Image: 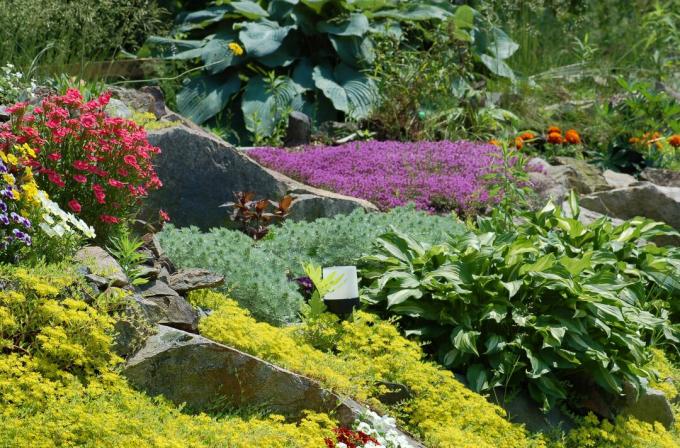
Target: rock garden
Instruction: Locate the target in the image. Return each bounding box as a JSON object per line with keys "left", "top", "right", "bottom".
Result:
{"left": 0, "top": 1, "right": 679, "bottom": 447}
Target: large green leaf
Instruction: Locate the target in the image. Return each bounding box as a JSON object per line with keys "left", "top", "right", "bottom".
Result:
{"left": 201, "top": 34, "right": 240, "bottom": 74}
{"left": 329, "top": 35, "right": 375, "bottom": 67}
{"left": 451, "top": 327, "right": 480, "bottom": 356}
{"left": 176, "top": 6, "right": 231, "bottom": 31}
{"left": 237, "top": 20, "right": 296, "bottom": 57}
{"left": 300, "top": 0, "right": 332, "bottom": 13}
{"left": 370, "top": 4, "right": 452, "bottom": 21}
{"left": 230, "top": 1, "right": 270, "bottom": 19}
{"left": 479, "top": 54, "right": 515, "bottom": 79}
{"left": 241, "top": 74, "right": 304, "bottom": 137}
{"left": 177, "top": 73, "right": 241, "bottom": 124}
{"left": 466, "top": 363, "right": 489, "bottom": 392}
{"left": 317, "top": 13, "right": 370, "bottom": 36}
{"left": 312, "top": 62, "right": 378, "bottom": 119}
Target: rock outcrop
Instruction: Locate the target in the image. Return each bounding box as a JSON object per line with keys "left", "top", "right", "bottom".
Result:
{"left": 144, "top": 125, "right": 377, "bottom": 230}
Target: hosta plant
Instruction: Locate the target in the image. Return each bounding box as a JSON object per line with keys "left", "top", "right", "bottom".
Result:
{"left": 360, "top": 194, "right": 680, "bottom": 410}
{"left": 146, "top": 1, "right": 517, "bottom": 143}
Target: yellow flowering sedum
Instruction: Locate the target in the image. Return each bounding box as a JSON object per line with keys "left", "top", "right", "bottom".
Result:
{"left": 197, "top": 291, "right": 529, "bottom": 448}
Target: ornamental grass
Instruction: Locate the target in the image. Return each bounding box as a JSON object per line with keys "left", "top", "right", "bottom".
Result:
{"left": 249, "top": 141, "right": 510, "bottom": 214}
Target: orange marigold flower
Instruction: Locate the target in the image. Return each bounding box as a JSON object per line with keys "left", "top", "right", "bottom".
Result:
{"left": 547, "top": 126, "right": 561, "bottom": 134}
{"left": 514, "top": 137, "right": 524, "bottom": 150}
{"left": 547, "top": 132, "right": 563, "bottom": 144}
{"left": 669, "top": 135, "right": 680, "bottom": 148}
{"left": 629, "top": 137, "right": 640, "bottom": 144}
{"left": 519, "top": 132, "right": 536, "bottom": 140}
{"left": 564, "top": 129, "right": 581, "bottom": 145}
{"left": 489, "top": 139, "right": 501, "bottom": 147}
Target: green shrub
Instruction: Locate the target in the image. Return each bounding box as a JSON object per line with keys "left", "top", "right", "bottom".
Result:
{"left": 263, "top": 205, "right": 462, "bottom": 277}
{"left": 0, "top": 0, "right": 169, "bottom": 72}
{"left": 360, "top": 196, "right": 680, "bottom": 410}
{"left": 159, "top": 225, "right": 303, "bottom": 325}
{"left": 159, "top": 206, "right": 461, "bottom": 324}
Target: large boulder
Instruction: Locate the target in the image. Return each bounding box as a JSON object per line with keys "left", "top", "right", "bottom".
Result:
{"left": 144, "top": 125, "right": 377, "bottom": 229}
{"left": 603, "top": 169, "right": 637, "bottom": 189}
{"left": 580, "top": 183, "right": 680, "bottom": 229}
{"left": 124, "top": 325, "right": 357, "bottom": 423}
{"left": 550, "top": 157, "right": 611, "bottom": 195}
{"left": 124, "top": 325, "right": 425, "bottom": 446}
{"left": 618, "top": 381, "right": 675, "bottom": 429}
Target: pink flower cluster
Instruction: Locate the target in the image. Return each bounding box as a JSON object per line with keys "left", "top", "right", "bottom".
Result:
{"left": 250, "top": 141, "right": 508, "bottom": 213}
{"left": 0, "top": 89, "right": 162, "bottom": 237}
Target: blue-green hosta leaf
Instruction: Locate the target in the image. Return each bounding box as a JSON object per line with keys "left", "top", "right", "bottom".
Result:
{"left": 345, "top": 0, "right": 395, "bottom": 11}
{"left": 484, "top": 334, "right": 505, "bottom": 354}
{"left": 329, "top": 35, "right": 375, "bottom": 67}
{"left": 292, "top": 57, "right": 314, "bottom": 90}
{"left": 146, "top": 36, "right": 204, "bottom": 59}
{"left": 237, "top": 20, "right": 296, "bottom": 57}
{"left": 230, "top": 1, "right": 270, "bottom": 19}
{"left": 177, "top": 73, "right": 241, "bottom": 124}
{"left": 176, "top": 6, "right": 231, "bottom": 32}
{"left": 200, "top": 35, "right": 240, "bottom": 74}
{"left": 370, "top": 4, "right": 452, "bottom": 21}
{"left": 268, "top": 0, "right": 299, "bottom": 21}
{"left": 318, "top": 13, "right": 370, "bottom": 36}
{"left": 242, "top": 75, "right": 304, "bottom": 137}
{"left": 334, "top": 63, "right": 378, "bottom": 119}
{"left": 258, "top": 36, "right": 298, "bottom": 67}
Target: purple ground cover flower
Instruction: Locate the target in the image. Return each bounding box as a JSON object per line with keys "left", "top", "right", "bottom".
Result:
{"left": 250, "top": 140, "right": 509, "bottom": 213}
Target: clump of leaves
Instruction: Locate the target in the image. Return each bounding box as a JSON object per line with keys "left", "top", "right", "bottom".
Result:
{"left": 222, "top": 191, "right": 294, "bottom": 240}
{"left": 107, "top": 230, "right": 149, "bottom": 286}
{"left": 360, "top": 192, "right": 680, "bottom": 411}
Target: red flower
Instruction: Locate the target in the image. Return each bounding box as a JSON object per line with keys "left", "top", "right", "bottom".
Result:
{"left": 108, "top": 178, "right": 125, "bottom": 188}
{"left": 73, "top": 174, "right": 87, "bottom": 184}
{"left": 92, "top": 184, "right": 106, "bottom": 204}
{"left": 80, "top": 113, "right": 97, "bottom": 129}
{"left": 47, "top": 152, "right": 62, "bottom": 161}
{"left": 73, "top": 160, "right": 91, "bottom": 171}
{"left": 99, "top": 214, "right": 120, "bottom": 224}
{"left": 159, "top": 209, "right": 170, "bottom": 222}
{"left": 123, "top": 155, "right": 139, "bottom": 169}
{"left": 68, "top": 199, "right": 82, "bottom": 213}
{"left": 48, "top": 172, "right": 65, "bottom": 188}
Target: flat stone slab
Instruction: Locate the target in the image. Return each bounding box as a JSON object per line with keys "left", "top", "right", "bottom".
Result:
{"left": 138, "top": 280, "right": 198, "bottom": 332}
{"left": 168, "top": 268, "right": 224, "bottom": 294}
{"left": 123, "top": 325, "right": 357, "bottom": 423}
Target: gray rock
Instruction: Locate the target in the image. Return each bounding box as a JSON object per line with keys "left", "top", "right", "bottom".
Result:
{"left": 141, "top": 233, "right": 164, "bottom": 259}
{"left": 123, "top": 325, "right": 358, "bottom": 422}
{"left": 137, "top": 265, "right": 160, "bottom": 280}
{"left": 74, "top": 246, "right": 128, "bottom": 287}
{"left": 138, "top": 280, "right": 198, "bottom": 332}
{"left": 619, "top": 381, "right": 675, "bottom": 429}
{"left": 104, "top": 98, "right": 133, "bottom": 119}
{"left": 603, "top": 169, "right": 637, "bottom": 189}
{"left": 580, "top": 183, "right": 680, "bottom": 229}
{"left": 84, "top": 273, "right": 110, "bottom": 289}
{"left": 641, "top": 168, "right": 680, "bottom": 188}
{"left": 168, "top": 268, "right": 224, "bottom": 294}
{"left": 109, "top": 86, "right": 168, "bottom": 119}
{"left": 284, "top": 111, "right": 311, "bottom": 147}
{"left": 550, "top": 157, "right": 611, "bottom": 194}
{"left": 143, "top": 124, "right": 377, "bottom": 230}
